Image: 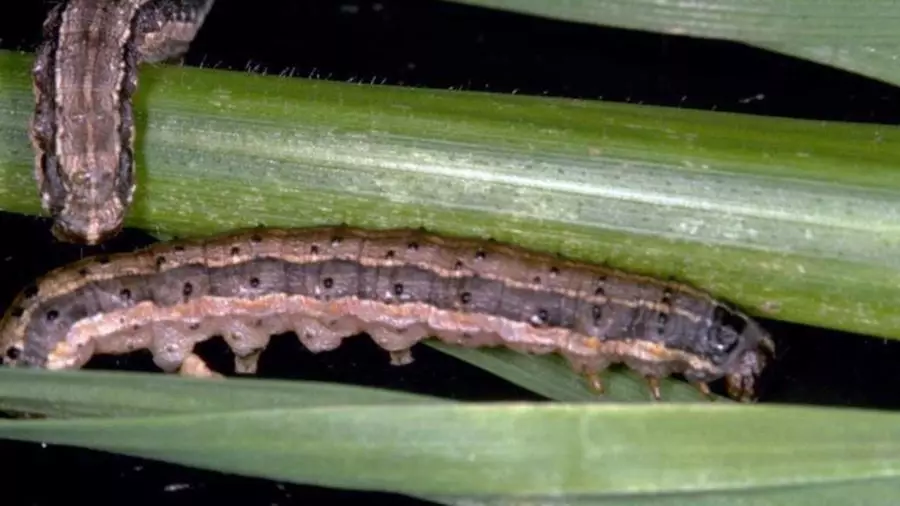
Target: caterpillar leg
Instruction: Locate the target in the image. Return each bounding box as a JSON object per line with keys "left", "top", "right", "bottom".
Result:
{"left": 563, "top": 354, "right": 609, "bottom": 396}
{"left": 645, "top": 376, "right": 662, "bottom": 401}
{"left": 367, "top": 326, "right": 422, "bottom": 366}
{"left": 179, "top": 353, "right": 223, "bottom": 379}
{"left": 234, "top": 349, "right": 263, "bottom": 375}
{"left": 585, "top": 372, "right": 605, "bottom": 394}
{"left": 389, "top": 349, "right": 415, "bottom": 366}
{"left": 691, "top": 381, "right": 715, "bottom": 401}
{"left": 296, "top": 319, "right": 345, "bottom": 353}
{"left": 222, "top": 323, "right": 271, "bottom": 374}
{"left": 152, "top": 325, "right": 221, "bottom": 378}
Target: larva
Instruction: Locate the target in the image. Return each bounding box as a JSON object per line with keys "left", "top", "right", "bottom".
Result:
{"left": 30, "top": 0, "right": 216, "bottom": 245}
{"left": 0, "top": 226, "right": 775, "bottom": 401}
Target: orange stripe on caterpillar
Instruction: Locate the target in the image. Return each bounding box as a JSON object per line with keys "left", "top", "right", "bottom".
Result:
{"left": 0, "top": 226, "right": 775, "bottom": 401}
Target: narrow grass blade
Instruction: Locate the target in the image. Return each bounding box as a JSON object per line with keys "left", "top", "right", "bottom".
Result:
{"left": 2, "top": 47, "right": 900, "bottom": 401}
{"left": 0, "top": 368, "right": 447, "bottom": 418}
{"left": 0, "top": 370, "right": 898, "bottom": 504}
{"left": 2, "top": 50, "right": 899, "bottom": 343}
{"left": 445, "top": 0, "right": 900, "bottom": 87}
{"left": 425, "top": 342, "right": 718, "bottom": 402}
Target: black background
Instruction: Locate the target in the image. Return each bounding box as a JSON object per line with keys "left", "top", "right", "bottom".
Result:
{"left": 2, "top": 1, "right": 900, "bottom": 504}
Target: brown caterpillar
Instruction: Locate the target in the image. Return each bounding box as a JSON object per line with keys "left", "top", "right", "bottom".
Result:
{"left": 0, "top": 226, "right": 775, "bottom": 401}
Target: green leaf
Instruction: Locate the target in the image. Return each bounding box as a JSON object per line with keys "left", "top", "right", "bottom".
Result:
{"left": 424, "top": 343, "right": 713, "bottom": 403}
{"left": 444, "top": 0, "right": 900, "bottom": 87}
{"left": 2, "top": 49, "right": 899, "bottom": 346}
{"left": 0, "top": 369, "right": 898, "bottom": 505}
{"left": 0, "top": 368, "right": 446, "bottom": 419}
{"left": 2, "top": 2, "right": 900, "bottom": 502}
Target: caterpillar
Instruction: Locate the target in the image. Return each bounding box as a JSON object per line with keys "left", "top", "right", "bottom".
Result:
{"left": 0, "top": 226, "right": 775, "bottom": 401}
{"left": 31, "top": 0, "right": 216, "bottom": 245}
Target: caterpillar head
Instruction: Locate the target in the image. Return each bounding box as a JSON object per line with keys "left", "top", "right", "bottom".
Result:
{"left": 721, "top": 319, "right": 776, "bottom": 402}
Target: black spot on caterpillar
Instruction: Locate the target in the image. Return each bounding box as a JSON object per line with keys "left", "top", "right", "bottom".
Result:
{"left": 0, "top": 226, "right": 775, "bottom": 401}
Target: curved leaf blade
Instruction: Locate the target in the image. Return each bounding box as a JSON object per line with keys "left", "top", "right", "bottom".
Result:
{"left": 0, "top": 369, "right": 897, "bottom": 501}
{"left": 444, "top": 0, "right": 900, "bottom": 87}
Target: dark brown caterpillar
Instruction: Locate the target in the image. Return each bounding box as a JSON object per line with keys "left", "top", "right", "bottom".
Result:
{"left": 31, "top": 0, "right": 216, "bottom": 245}
{"left": 0, "top": 226, "right": 775, "bottom": 401}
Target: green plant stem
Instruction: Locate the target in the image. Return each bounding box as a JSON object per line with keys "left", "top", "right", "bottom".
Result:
{"left": 2, "top": 50, "right": 899, "bottom": 344}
